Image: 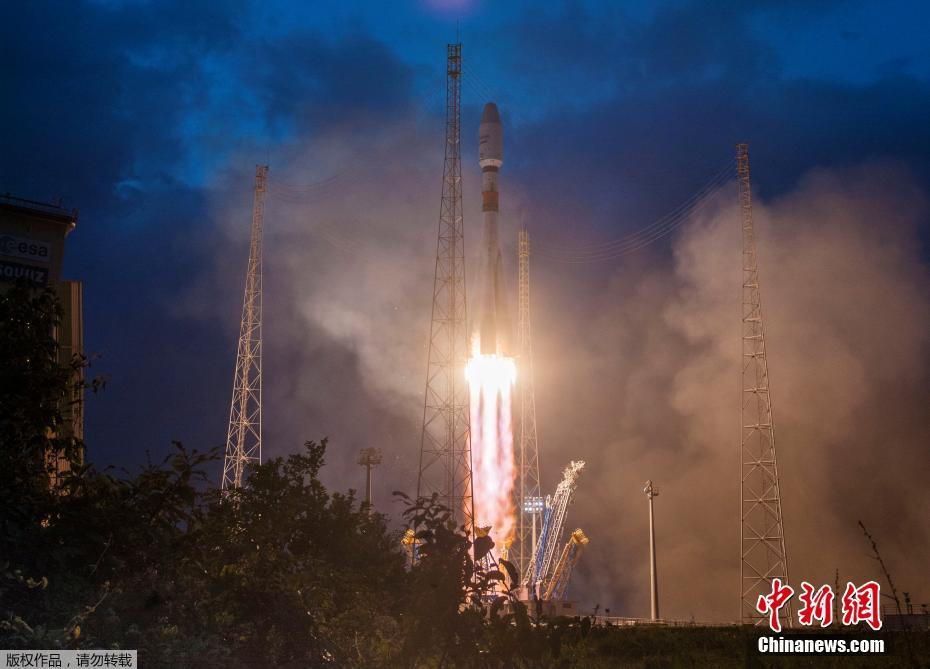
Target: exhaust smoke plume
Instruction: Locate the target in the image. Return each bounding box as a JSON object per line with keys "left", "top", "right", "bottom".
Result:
{"left": 189, "top": 110, "right": 930, "bottom": 620}
{"left": 547, "top": 163, "right": 930, "bottom": 620}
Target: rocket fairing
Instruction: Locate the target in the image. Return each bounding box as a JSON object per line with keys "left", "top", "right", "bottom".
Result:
{"left": 477, "top": 102, "right": 511, "bottom": 356}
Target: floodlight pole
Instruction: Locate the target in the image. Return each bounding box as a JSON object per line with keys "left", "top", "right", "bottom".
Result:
{"left": 644, "top": 480, "right": 660, "bottom": 620}
{"left": 357, "top": 448, "right": 383, "bottom": 512}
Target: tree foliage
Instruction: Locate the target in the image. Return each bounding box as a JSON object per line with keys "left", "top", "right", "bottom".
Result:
{"left": 1, "top": 281, "right": 600, "bottom": 667}
{"left": 10, "top": 278, "right": 922, "bottom": 667}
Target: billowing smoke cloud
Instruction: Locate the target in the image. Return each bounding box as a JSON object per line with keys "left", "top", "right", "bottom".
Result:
{"left": 4, "top": 0, "right": 929, "bottom": 625}
{"left": 182, "top": 108, "right": 489, "bottom": 501}
{"left": 548, "top": 164, "right": 930, "bottom": 621}
{"left": 186, "top": 113, "right": 930, "bottom": 621}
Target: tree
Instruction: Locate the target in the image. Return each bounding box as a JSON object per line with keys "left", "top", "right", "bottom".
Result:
{"left": 0, "top": 279, "right": 83, "bottom": 492}
{"left": 1, "top": 279, "right": 87, "bottom": 646}
{"left": 2, "top": 282, "right": 606, "bottom": 667}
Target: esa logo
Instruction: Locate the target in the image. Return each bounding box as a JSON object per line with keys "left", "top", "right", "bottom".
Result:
{"left": 0, "top": 235, "right": 51, "bottom": 263}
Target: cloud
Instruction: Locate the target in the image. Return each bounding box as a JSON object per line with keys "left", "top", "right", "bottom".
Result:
{"left": 183, "top": 106, "right": 930, "bottom": 619}
{"left": 180, "top": 107, "right": 470, "bottom": 497}
{"left": 3, "top": 0, "right": 930, "bottom": 622}
{"left": 545, "top": 163, "right": 930, "bottom": 620}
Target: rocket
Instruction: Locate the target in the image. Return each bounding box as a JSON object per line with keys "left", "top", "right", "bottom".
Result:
{"left": 477, "top": 102, "right": 511, "bottom": 356}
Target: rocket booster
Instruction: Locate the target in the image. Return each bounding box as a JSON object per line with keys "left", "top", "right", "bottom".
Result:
{"left": 477, "top": 102, "right": 510, "bottom": 356}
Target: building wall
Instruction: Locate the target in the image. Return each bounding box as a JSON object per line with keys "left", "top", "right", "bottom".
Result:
{"left": 52, "top": 280, "right": 85, "bottom": 480}
{"left": 0, "top": 196, "right": 83, "bottom": 482}
{"left": 0, "top": 198, "right": 74, "bottom": 286}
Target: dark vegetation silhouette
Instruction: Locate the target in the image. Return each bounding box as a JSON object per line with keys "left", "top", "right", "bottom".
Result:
{"left": 2, "top": 282, "right": 927, "bottom": 667}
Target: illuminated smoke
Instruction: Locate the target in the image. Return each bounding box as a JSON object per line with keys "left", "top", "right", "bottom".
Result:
{"left": 466, "top": 336, "right": 517, "bottom": 559}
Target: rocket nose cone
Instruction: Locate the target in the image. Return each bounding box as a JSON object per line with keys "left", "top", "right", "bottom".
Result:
{"left": 481, "top": 102, "right": 501, "bottom": 124}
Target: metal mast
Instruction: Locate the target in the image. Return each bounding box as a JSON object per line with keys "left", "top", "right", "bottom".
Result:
{"left": 358, "top": 447, "right": 383, "bottom": 512}
{"left": 737, "top": 144, "right": 792, "bottom": 627}
{"left": 416, "top": 44, "right": 473, "bottom": 531}
{"left": 644, "top": 480, "right": 660, "bottom": 621}
{"left": 516, "top": 227, "right": 542, "bottom": 578}
{"left": 543, "top": 529, "right": 589, "bottom": 601}
{"left": 222, "top": 165, "right": 267, "bottom": 490}
{"left": 523, "top": 460, "right": 585, "bottom": 593}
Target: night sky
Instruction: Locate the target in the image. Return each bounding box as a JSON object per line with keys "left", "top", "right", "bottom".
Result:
{"left": 3, "top": 1, "right": 929, "bottom": 620}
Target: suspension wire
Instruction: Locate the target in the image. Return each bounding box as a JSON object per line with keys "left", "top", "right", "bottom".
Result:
{"left": 461, "top": 62, "right": 735, "bottom": 263}
{"left": 462, "top": 65, "right": 536, "bottom": 128}
{"left": 264, "top": 178, "right": 369, "bottom": 257}
{"left": 266, "top": 55, "right": 733, "bottom": 263}
{"left": 537, "top": 175, "right": 725, "bottom": 264}
{"left": 462, "top": 69, "right": 495, "bottom": 103}
{"left": 460, "top": 74, "right": 486, "bottom": 109}
{"left": 532, "top": 163, "right": 732, "bottom": 258}
{"left": 273, "top": 162, "right": 732, "bottom": 263}
{"left": 266, "top": 207, "right": 367, "bottom": 257}
{"left": 534, "top": 170, "right": 734, "bottom": 263}
{"left": 313, "top": 225, "right": 364, "bottom": 256}
{"left": 533, "top": 163, "right": 731, "bottom": 252}
{"left": 265, "top": 165, "right": 370, "bottom": 253}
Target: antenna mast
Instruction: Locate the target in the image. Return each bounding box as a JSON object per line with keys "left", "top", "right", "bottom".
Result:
{"left": 222, "top": 165, "right": 267, "bottom": 490}
{"left": 416, "top": 44, "right": 473, "bottom": 530}
{"left": 737, "top": 144, "right": 792, "bottom": 627}
{"left": 516, "top": 227, "right": 542, "bottom": 578}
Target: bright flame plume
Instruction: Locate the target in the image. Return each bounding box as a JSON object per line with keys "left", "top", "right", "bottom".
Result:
{"left": 466, "top": 337, "right": 516, "bottom": 561}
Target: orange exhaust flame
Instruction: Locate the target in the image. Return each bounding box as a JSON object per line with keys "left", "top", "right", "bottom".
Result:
{"left": 465, "top": 336, "right": 516, "bottom": 563}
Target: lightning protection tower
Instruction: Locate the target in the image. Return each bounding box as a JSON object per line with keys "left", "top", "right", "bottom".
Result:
{"left": 222, "top": 165, "right": 267, "bottom": 490}
{"left": 515, "top": 227, "right": 542, "bottom": 578}
{"left": 416, "top": 44, "right": 473, "bottom": 531}
{"left": 737, "top": 144, "right": 792, "bottom": 627}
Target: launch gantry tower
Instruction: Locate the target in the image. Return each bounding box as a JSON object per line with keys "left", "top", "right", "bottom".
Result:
{"left": 737, "top": 144, "right": 792, "bottom": 627}
{"left": 222, "top": 165, "right": 267, "bottom": 490}
{"left": 416, "top": 44, "right": 474, "bottom": 531}
{"left": 543, "top": 528, "right": 589, "bottom": 601}
{"left": 516, "top": 227, "right": 542, "bottom": 579}
{"left": 523, "top": 460, "right": 585, "bottom": 596}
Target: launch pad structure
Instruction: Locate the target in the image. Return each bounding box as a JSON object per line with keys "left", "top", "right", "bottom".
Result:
{"left": 216, "top": 47, "right": 798, "bottom": 623}
{"left": 515, "top": 227, "right": 542, "bottom": 580}
{"left": 522, "top": 461, "right": 586, "bottom": 600}
{"left": 415, "top": 43, "right": 571, "bottom": 598}
{"left": 416, "top": 43, "right": 474, "bottom": 532}
{"left": 222, "top": 165, "right": 267, "bottom": 490}
{"left": 737, "top": 143, "right": 792, "bottom": 628}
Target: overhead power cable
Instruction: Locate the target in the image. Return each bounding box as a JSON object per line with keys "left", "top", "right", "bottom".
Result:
{"left": 533, "top": 166, "right": 734, "bottom": 263}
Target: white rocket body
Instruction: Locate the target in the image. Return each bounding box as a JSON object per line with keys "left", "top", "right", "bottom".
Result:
{"left": 477, "top": 102, "right": 510, "bottom": 356}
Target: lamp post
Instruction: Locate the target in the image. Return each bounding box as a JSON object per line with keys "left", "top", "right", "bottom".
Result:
{"left": 357, "top": 448, "right": 382, "bottom": 512}
{"left": 644, "top": 480, "right": 660, "bottom": 620}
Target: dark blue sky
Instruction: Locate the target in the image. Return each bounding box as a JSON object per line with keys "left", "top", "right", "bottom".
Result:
{"left": 3, "top": 1, "right": 929, "bottom": 619}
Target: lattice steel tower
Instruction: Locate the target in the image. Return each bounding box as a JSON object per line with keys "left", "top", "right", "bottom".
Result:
{"left": 416, "top": 44, "right": 473, "bottom": 530}
{"left": 222, "top": 165, "right": 267, "bottom": 490}
{"left": 515, "top": 227, "right": 542, "bottom": 577}
{"left": 737, "top": 144, "right": 792, "bottom": 627}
